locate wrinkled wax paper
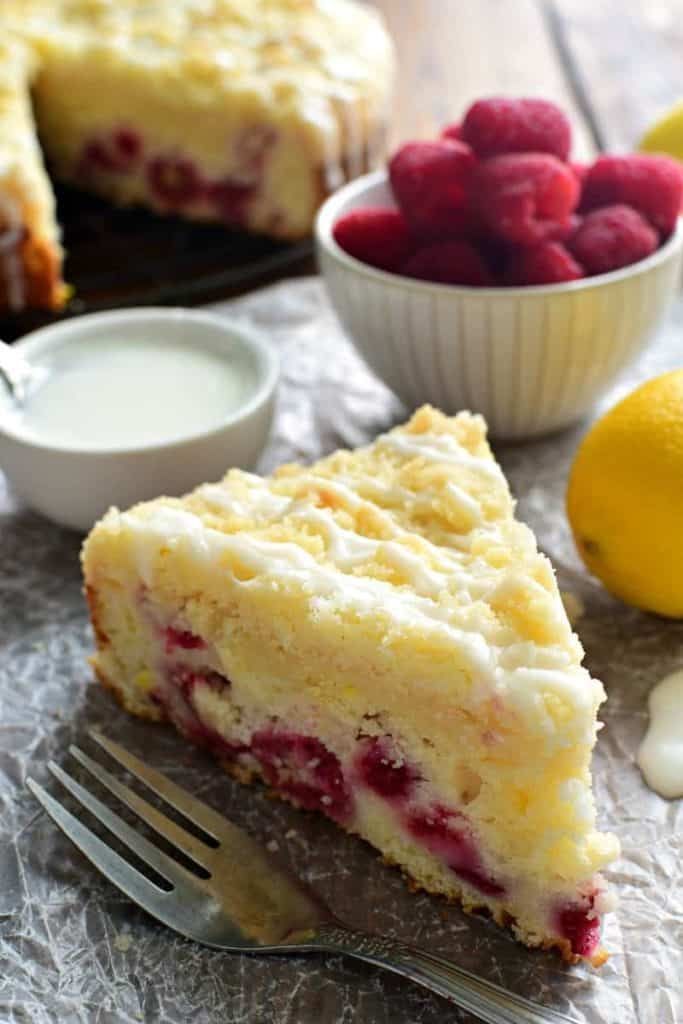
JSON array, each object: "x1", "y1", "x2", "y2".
[{"x1": 1, "y1": 277, "x2": 681, "y2": 1024}]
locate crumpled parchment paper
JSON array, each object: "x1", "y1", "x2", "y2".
[{"x1": 1, "y1": 277, "x2": 681, "y2": 1024}]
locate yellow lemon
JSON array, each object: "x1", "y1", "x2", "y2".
[
  {"x1": 640, "y1": 101, "x2": 683, "y2": 160},
  {"x1": 567, "y1": 370, "x2": 683, "y2": 617}
]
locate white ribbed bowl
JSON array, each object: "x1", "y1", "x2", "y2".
[{"x1": 316, "y1": 170, "x2": 683, "y2": 440}]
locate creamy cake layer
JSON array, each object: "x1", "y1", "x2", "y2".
[{"x1": 82, "y1": 407, "x2": 619, "y2": 963}]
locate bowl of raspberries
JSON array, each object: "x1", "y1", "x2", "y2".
[{"x1": 316, "y1": 96, "x2": 683, "y2": 440}]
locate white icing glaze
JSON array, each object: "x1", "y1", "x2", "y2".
[
  {"x1": 107, "y1": 414, "x2": 603, "y2": 737},
  {"x1": 445, "y1": 481, "x2": 484, "y2": 525},
  {"x1": 284, "y1": 492, "x2": 492, "y2": 598},
  {"x1": 116, "y1": 496, "x2": 601, "y2": 737},
  {"x1": 637, "y1": 669, "x2": 683, "y2": 799},
  {"x1": 378, "y1": 432, "x2": 505, "y2": 482},
  {"x1": 500, "y1": 666, "x2": 596, "y2": 720},
  {"x1": 121, "y1": 506, "x2": 213, "y2": 584},
  {"x1": 15, "y1": 336, "x2": 257, "y2": 448},
  {"x1": 290, "y1": 501, "x2": 473, "y2": 597},
  {"x1": 289, "y1": 503, "x2": 379, "y2": 565},
  {"x1": 284, "y1": 474, "x2": 472, "y2": 556},
  {"x1": 490, "y1": 571, "x2": 570, "y2": 636},
  {"x1": 198, "y1": 482, "x2": 291, "y2": 520}
]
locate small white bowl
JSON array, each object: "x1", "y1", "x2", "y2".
[
  {"x1": 0, "y1": 307, "x2": 278, "y2": 531},
  {"x1": 316, "y1": 170, "x2": 683, "y2": 440}
]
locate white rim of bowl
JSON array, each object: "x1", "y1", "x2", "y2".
[
  {"x1": 0, "y1": 306, "x2": 279, "y2": 456},
  {"x1": 316, "y1": 168, "x2": 683, "y2": 296}
]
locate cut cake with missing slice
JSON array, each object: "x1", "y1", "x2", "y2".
[
  {"x1": 82, "y1": 406, "x2": 619, "y2": 964},
  {"x1": 0, "y1": 0, "x2": 394, "y2": 310},
  {"x1": 0, "y1": 39, "x2": 65, "y2": 311}
]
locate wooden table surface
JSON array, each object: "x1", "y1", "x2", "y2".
[{"x1": 371, "y1": 0, "x2": 681, "y2": 159}]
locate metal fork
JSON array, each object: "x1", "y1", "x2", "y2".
[{"x1": 28, "y1": 729, "x2": 580, "y2": 1024}]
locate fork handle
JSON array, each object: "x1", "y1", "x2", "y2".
[{"x1": 311, "y1": 923, "x2": 577, "y2": 1024}]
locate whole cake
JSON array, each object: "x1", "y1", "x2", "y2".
[
  {"x1": 82, "y1": 406, "x2": 619, "y2": 964},
  {"x1": 0, "y1": 0, "x2": 394, "y2": 310}
]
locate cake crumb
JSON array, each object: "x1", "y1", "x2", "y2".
[
  {"x1": 114, "y1": 932, "x2": 133, "y2": 952},
  {"x1": 561, "y1": 590, "x2": 585, "y2": 625},
  {"x1": 266, "y1": 839, "x2": 279, "y2": 853}
]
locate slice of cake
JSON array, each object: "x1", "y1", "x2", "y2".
[
  {"x1": 0, "y1": 39, "x2": 65, "y2": 310},
  {"x1": 0, "y1": 0, "x2": 394, "y2": 309},
  {"x1": 82, "y1": 406, "x2": 619, "y2": 964}
]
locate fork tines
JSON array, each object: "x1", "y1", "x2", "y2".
[{"x1": 27, "y1": 729, "x2": 227, "y2": 925}]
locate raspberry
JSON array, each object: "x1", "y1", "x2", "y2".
[
  {"x1": 79, "y1": 128, "x2": 142, "y2": 174},
  {"x1": 440, "y1": 121, "x2": 462, "y2": 142},
  {"x1": 461, "y1": 98, "x2": 571, "y2": 160},
  {"x1": 475, "y1": 237, "x2": 507, "y2": 276},
  {"x1": 581, "y1": 154, "x2": 683, "y2": 236},
  {"x1": 506, "y1": 241, "x2": 583, "y2": 285},
  {"x1": 333, "y1": 207, "x2": 411, "y2": 271},
  {"x1": 472, "y1": 153, "x2": 579, "y2": 245},
  {"x1": 406, "y1": 804, "x2": 505, "y2": 897},
  {"x1": 389, "y1": 139, "x2": 476, "y2": 236},
  {"x1": 147, "y1": 156, "x2": 204, "y2": 207},
  {"x1": 355, "y1": 737, "x2": 419, "y2": 801},
  {"x1": 164, "y1": 626, "x2": 206, "y2": 653},
  {"x1": 570, "y1": 161, "x2": 588, "y2": 187},
  {"x1": 551, "y1": 213, "x2": 581, "y2": 242},
  {"x1": 162, "y1": 667, "x2": 241, "y2": 757},
  {"x1": 113, "y1": 129, "x2": 143, "y2": 165},
  {"x1": 401, "y1": 239, "x2": 493, "y2": 286},
  {"x1": 169, "y1": 666, "x2": 202, "y2": 703},
  {"x1": 208, "y1": 180, "x2": 254, "y2": 227},
  {"x1": 556, "y1": 901, "x2": 601, "y2": 958},
  {"x1": 568, "y1": 204, "x2": 658, "y2": 275},
  {"x1": 250, "y1": 730, "x2": 352, "y2": 822}
]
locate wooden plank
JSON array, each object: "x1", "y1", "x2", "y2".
[
  {"x1": 551, "y1": 0, "x2": 683, "y2": 151},
  {"x1": 368, "y1": 0, "x2": 597, "y2": 158}
]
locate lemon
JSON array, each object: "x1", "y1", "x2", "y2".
[
  {"x1": 567, "y1": 371, "x2": 683, "y2": 617},
  {"x1": 640, "y1": 101, "x2": 683, "y2": 160}
]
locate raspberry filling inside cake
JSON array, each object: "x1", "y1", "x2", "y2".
[
  {"x1": 74, "y1": 126, "x2": 267, "y2": 229},
  {"x1": 82, "y1": 407, "x2": 619, "y2": 964},
  {"x1": 128, "y1": 599, "x2": 609, "y2": 961}
]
